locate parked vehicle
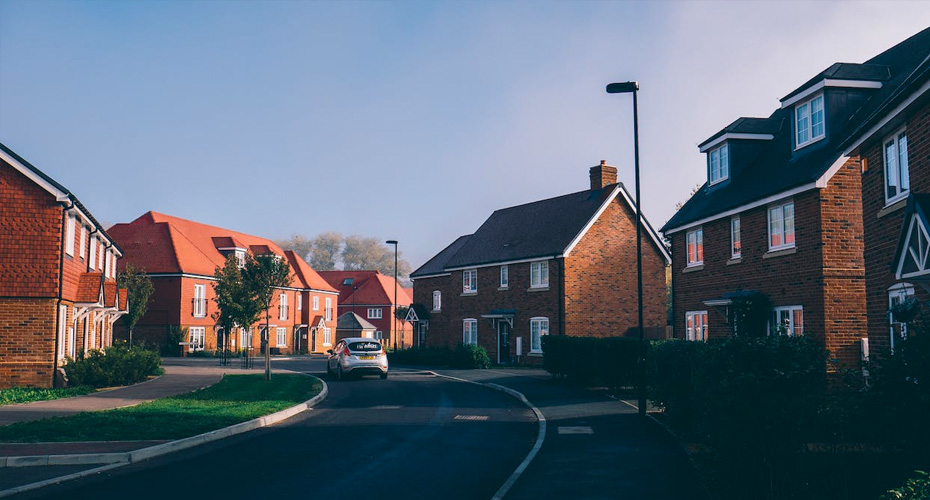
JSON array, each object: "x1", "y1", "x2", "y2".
[{"x1": 326, "y1": 338, "x2": 389, "y2": 380}]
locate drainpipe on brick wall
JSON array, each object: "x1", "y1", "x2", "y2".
[
  {"x1": 557, "y1": 258, "x2": 564, "y2": 337},
  {"x1": 53, "y1": 201, "x2": 73, "y2": 387}
]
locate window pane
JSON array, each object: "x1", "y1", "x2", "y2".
[
  {"x1": 899, "y1": 133, "x2": 909, "y2": 192},
  {"x1": 540, "y1": 263, "x2": 549, "y2": 285},
  {"x1": 811, "y1": 96, "x2": 824, "y2": 138},
  {"x1": 710, "y1": 149, "x2": 719, "y2": 181},
  {"x1": 886, "y1": 140, "x2": 899, "y2": 199},
  {"x1": 784, "y1": 204, "x2": 795, "y2": 245},
  {"x1": 796, "y1": 103, "x2": 810, "y2": 144},
  {"x1": 719, "y1": 144, "x2": 729, "y2": 179},
  {"x1": 696, "y1": 230, "x2": 703, "y2": 262},
  {"x1": 793, "y1": 309, "x2": 803, "y2": 336},
  {"x1": 770, "y1": 207, "x2": 783, "y2": 247}
]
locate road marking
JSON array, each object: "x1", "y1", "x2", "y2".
[
  {"x1": 369, "y1": 405, "x2": 402, "y2": 410},
  {"x1": 558, "y1": 426, "x2": 594, "y2": 435},
  {"x1": 454, "y1": 415, "x2": 490, "y2": 421}
]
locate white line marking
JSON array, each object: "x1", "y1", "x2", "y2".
[
  {"x1": 558, "y1": 426, "x2": 594, "y2": 435},
  {"x1": 369, "y1": 405, "x2": 402, "y2": 410},
  {"x1": 454, "y1": 415, "x2": 490, "y2": 421}
]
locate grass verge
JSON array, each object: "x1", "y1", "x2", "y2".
[
  {"x1": 0, "y1": 386, "x2": 96, "y2": 406},
  {"x1": 0, "y1": 374, "x2": 322, "y2": 443}
]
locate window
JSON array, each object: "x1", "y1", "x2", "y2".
[
  {"x1": 795, "y1": 94, "x2": 825, "y2": 148},
  {"x1": 463, "y1": 319, "x2": 478, "y2": 346},
  {"x1": 708, "y1": 143, "x2": 729, "y2": 184},
  {"x1": 768, "y1": 201, "x2": 795, "y2": 250},
  {"x1": 433, "y1": 290, "x2": 442, "y2": 311},
  {"x1": 686, "y1": 228, "x2": 704, "y2": 266},
  {"x1": 193, "y1": 284, "x2": 206, "y2": 317},
  {"x1": 88, "y1": 236, "x2": 97, "y2": 270},
  {"x1": 771, "y1": 306, "x2": 803, "y2": 336},
  {"x1": 297, "y1": 294, "x2": 302, "y2": 311},
  {"x1": 500, "y1": 265, "x2": 509, "y2": 288},
  {"x1": 279, "y1": 293, "x2": 288, "y2": 320},
  {"x1": 312, "y1": 296, "x2": 319, "y2": 311},
  {"x1": 374, "y1": 331, "x2": 383, "y2": 340},
  {"x1": 79, "y1": 225, "x2": 86, "y2": 259},
  {"x1": 888, "y1": 283, "x2": 915, "y2": 352},
  {"x1": 884, "y1": 129, "x2": 909, "y2": 204},
  {"x1": 685, "y1": 311, "x2": 709, "y2": 341},
  {"x1": 530, "y1": 261, "x2": 549, "y2": 288},
  {"x1": 276, "y1": 327, "x2": 287, "y2": 347},
  {"x1": 730, "y1": 217, "x2": 741, "y2": 259},
  {"x1": 234, "y1": 250, "x2": 246, "y2": 268},
  {"x1": 322, "y1": 327, "x2": 332, "y2": 345},
  {"x1": 463, "y1": 269, "x2": 477, "y2": 293},
  {"x1": 104, "y1": 249, "x2": 111, "y2": 278},
  {"x1": 189, "y1": 327, "x2": 205, "y2": 351},
  {"x1": 342, "y1": 278, "x2": 354, "y2": 286},
  {"x1": 368, "y1": 307, "x2": 383, "y2": 319},
  {"x1": 325, "y1": 297, "x2": 332, "y2": 321},
  {"x1": 65, "y1": 214, "x2": 75, "y2": 256},
  {"x1": 57, "y1": 305, "x2": 67, "y2": 360},
  {"x1": 98, "y1": 241, "x2": 104, "y2": 270},
  {"x1": 530, "y1": 317, "x2": 549, "y2": 353}
]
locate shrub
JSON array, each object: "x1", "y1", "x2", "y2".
[
  {"x1": 452, "y1": 344, "x2": 491, "y2": 369},
  {"x1": 882, "y1": 471, "x2": 930, "y2": 500},
  {"x1": 542, "y1": 335, "x2": 640, "y2": 389},
  {"x1": 64, "y1": 345, "x2": 161, "y2": 388},
  {"x1": 160, "y1": 326, "x2": 185, "y2": 357}
]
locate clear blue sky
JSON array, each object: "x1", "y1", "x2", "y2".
[{"x1": 2, "y1": 1, "x2": 928, "y2": 268}]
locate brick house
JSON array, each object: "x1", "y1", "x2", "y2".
[
  {"x1": 318, "y1": 270, "x2": 413, "y2": 349},
  {"x1": 334, "y1": 312, "x2": 377, "y2": 343},
  {"x1": 0, "y1": 142, "x2": 127, "y2": 388},
  {"x1": 661, "y1": 27, "x2": 930, "y2": 370},
  {"x1": 108, "y1": 212, "x2": 339, "y2": 355},
  {"x1": 410, "y1": 163, "x2": 670, "y2": 364}
]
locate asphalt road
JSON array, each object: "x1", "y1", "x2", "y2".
[{"x1": 20, "y1": 358, "x2": 537, "y2": 500}]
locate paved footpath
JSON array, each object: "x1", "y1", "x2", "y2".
[{"x1": 432, "y1": 367, "x2": 710, "y2": 500}]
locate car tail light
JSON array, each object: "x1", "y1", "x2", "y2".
[{"x1": 343, "y1": 350, "x2": 353, "y2": 358}]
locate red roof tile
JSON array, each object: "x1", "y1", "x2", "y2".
[
  {"x1": 284, "y1": 251, "x2": 337, "y2": 293},
  {"x1": 103, "y1": 280, "x2": 118, "y2": 308},
  {"x1": 76, "y1": 273, "x2": 103, "y2": 304},
  {"x1": 318, "y1": 271, "x2": 412, "y2": 307}
]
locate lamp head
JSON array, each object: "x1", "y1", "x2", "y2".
[
  {"x1": 386, "y1": 240, "x2": 398, "y2": 245},
  {"x1": 606, "y1": 81, "x2": 639, "y2": 94}
]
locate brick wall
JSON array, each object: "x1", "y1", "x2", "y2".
[
  {"x1": 0, "y1": 298, "x2": 57, "y2": 388},
  {"x1": 564, "y1": 197, "x2": 668, "y2": 338}
]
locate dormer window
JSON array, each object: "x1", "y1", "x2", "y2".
[
  {"x1": 234, "y1": 250, "x2": 246, "y2": 268},
  {"x1": 795, "y1": 94, "x2": 825, "y2": 148},
  {"x1": 708, "y1": 143, "x2": 729, "y2": 185}
]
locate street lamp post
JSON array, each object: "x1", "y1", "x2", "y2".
[
  {"x1": 386, "y1": 240, "x2": 399, "y2": 351},
  {"x1": 606, "y1": 81, "x2": 646, "y2": 417}
]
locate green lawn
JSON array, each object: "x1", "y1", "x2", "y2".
[
  {"x1": 0, "y1": 386, "x2": 96, "y2": 406},
  {"x1": 0, "y1": 374, "x2": 322, "y2": 443}
]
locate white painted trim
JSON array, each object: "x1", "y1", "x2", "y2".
[
  {"x1": 409, "y1": 272, "x2": 452, "y2": 280},
  {"x1": 0, "y1": 148, "x2": 68, "y2": 201},
  {"x1": 780, "y1": 79, "x2": 883, "y2": 108},
  {"x1": 445, "y1": 256, "x2": 560, "y2": 273},
  {"x1": 562, "y1": 185, "x2": 622, "y2": 258},
  {"x1": 699, "y1": 133, "x2": 775, "y2": 153},
  {"x1": 844, "y1": 79, "x2": 930, "y2": 155}
]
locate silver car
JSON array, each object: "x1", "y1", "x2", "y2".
[{"x1": 326, "y1": 338, "x2": 389, "y2": 380}]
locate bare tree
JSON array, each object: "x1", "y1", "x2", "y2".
[
  {"x1": 274, "y1": 234, "x2": 313, "y2": 261},
  {"x1": 310, "y1": 232, "x2": 343, "y2": 271},
  {"x1": 342, "y1": 235, "x2": 412, "y2": 278}
]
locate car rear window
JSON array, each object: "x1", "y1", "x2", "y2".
[{"x1": 348, "y1": 341, "x2": 382, "y2": 352}]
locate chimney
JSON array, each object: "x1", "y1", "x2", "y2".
[{"x1": 590, "y1": 160, "x2": 618, "y2": 190}]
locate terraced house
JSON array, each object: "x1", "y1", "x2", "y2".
[
  {"x1": 411, "y1": 163, "x2": 670, "y2": 364},
  {"x1": 109, "y1": 212, "x2": 339, "y2": 355},
  {"x1": 662, "y1": 27, "x2": 930, "y2": 369},
  {"x1": 0, "y1": 142, "x2": 127, "y2": 388},
  {"x1": 318, "y1": 270, "x2": 413, "y2": 349}
]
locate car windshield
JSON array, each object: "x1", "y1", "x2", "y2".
[{"x1": 348, "y1": 341, "x2": 382, "y2": 352}]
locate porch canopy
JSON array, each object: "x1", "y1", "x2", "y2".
[
  {"x1": 481, "y1": 309, "x2": 515, "y2": 327},
  {"x1": 894, "y1": 193, "x2": 930, "y2": 282}
]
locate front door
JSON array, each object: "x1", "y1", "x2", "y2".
[
  {"x1": 311, "y1": 328, "x2": 317, "y2": 353},
  {"x1": 498, "y1": 321, "x2": 511, "y2": 364}
]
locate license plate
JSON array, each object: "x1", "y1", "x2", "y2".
[{"x1": 359, "y1": 356, "x2": 375, "y2": 360}]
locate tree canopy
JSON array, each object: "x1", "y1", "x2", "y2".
[
  {"x1": 276, "y1": 232, "x2": 412, "y2": 279},
  {"x1": 118, "y1": 263, "x2": 154, "y2": 345}
]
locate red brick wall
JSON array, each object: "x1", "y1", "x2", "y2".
[
  {"x1": 861, "y1": 93, "x2": 930, "y2": 359},
  {"x1": 338, "y1": 303, "x2": 413, "y2": 348},
  {"x1": 0, "y1": 298, "x2": 57, "y2": 388},
  {"x1": 564, "y1": 197, "x2": 668, "y2": 338}
]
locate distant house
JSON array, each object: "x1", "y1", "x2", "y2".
[
  {"x1": 661, "y1": 27, "x2": 930, "y2": 369},
  {"x1": 109, "y1": 212, "x2": 338, "y2": 355},
  {"x1": 335, "y1": 312, "x2": 377, "y2": 343},
  {"x1": 318, "y1": 270, "x2": 413, "y2": 349},
  {"x1": 0, "y1": 142, "x2": 127, "y2": 388},
  {"x1": 411, "y1": 162, "x2": 670, "y2": 364}
]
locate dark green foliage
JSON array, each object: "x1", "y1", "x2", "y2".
[
  {"x1": 882, "y1": 471, "x2": 930, "y2": 500},
  {"x1": 118, "y1": 263, "x2": 154, "y2": 345},
  {"x1": 453, "y1": 344, "x2": 491, "y2": 369},
  {"x1": 0, "y1": 386, "x2": 95, "y2": 405},
  {"x1": 161, "y1": 326, "x2": 185, "y2": 357},
  {"x1": 728, "y1": 291, "x2": 771, "y2": 337},
  {"x1": 63, "y1": 345, "x2": 162, "y2": 388},
  {"x1": 542, "y1": 335, "x2": 640, "y2": 389}
]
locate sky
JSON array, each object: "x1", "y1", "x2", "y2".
[{"x1": 1, "y1": 1, "x2": 929, "y2": 269}]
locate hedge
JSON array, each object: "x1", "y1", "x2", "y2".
[
  {"x1": 387, "y1": 344, "x2": 491, "y2": 369},
  {"x1": 64, "y1": 345, "x2": 162, "y2": 388},
  {"x1": 541, "y1": 335, "x2": 640, "y2": 388}
]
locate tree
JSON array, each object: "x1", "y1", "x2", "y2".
[
  {"x1": 242, "y1": 254, "x2": 292, "y2": 380},
  {"x1": 342, "y1": 235, "x2": 412, "y2": 278},
  {"x1": 118, "y1": 264, "x2": 154, "y2": 346},
  {"x1": 309, "y1": 232, "x2": 342, "y2": 271},
  {"x1": 212, "y1": 255, "x2": 261, "y2": 365},
  {"x1": 274, "y1": 234, "x2": 313, "y2": 262}
]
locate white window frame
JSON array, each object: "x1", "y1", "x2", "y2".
[
  {"x1": 322, "y1": 327, "x2": 332, "y2": 346},
  {"x1": 65, "y1": 214, "x2": 75, "y2": 256},
  {"x1": 500, "y1": 265, "x2": 509, "y2": 288},
  {"x1": 235, "y1": 250, "x2": 246, "y2": 268},
  {"x1": 279, "y1": 293, "x2": 288, "y2": 320},
  {"x1": 374, "y1": 330, "x2": 383, "y2": 340},
  {"x1": 463, "y1": 269, "x2": 477, "y2": 293},
  {"x1": 88, "y1": 235, "x2": 97, "y2": 270},
  {"x1": 193, "y1": 284, "x2": 206, "y2": 318},
  {"x1": 795, "y1": 93, "x2": 825, "y2": 149},
  {"x1": 297, "y1": 294, "x2": 302, "y2": 311},
  {"x1": 276, "y1": 327, "x2": 287, "y2": 347},
  {"x1": 530, "y1": 261, "x2": 549, "y2": 288},
  {"x1": 686, "y1": 228, "x2": 703, "y2": 267},
  {"x1": 189, "y1": 327, "x2": 205, "y2": 351},
  {"x1": 888, "y1": 283, "x2": 916, "y2": 352},
  {"x1": 462, "y1": 319, "x2": 478, "y2": 346},
  {"x1": 98, "y1": 241, "x2": 104, "y2": 270},
  {"x1": 368, "y1": 307, "x2": 383, "y2": 319},
  {"x1": 104, "y1": 248, "x2": 111, "y2": 278},
  {"x1": 730, "y1": 217, "x2": 741, "y2": 259},
  {"x1": 79, "y1": 225, "x2": 86, "y2": 259},
  {"x1": 685, "y1": 311, "x2": 708, "y2": 341},
  {"x1": 57, "y1": 305, "x2": 68, "y2": 360},
  {"x1": 768, "y1": 201, "x2": 796, "y2": 251},
  {"x1": 883, "y1": 127, "x2": 910, "y2": 205},
  {"x1": 325, "y1": 297, "x2": 332, "y2": 321},
  {"x1": 529, "y1": 317, "x2": 549, "y2": 354},
  {"x1": 708, "y1": 143, "x2": 729, "y2": 185},
  {"x1": 770, "y1": 306, "x2": 803, "y2": 336},
  {"x1": 432, "y1": 290, "x2": 441, "y2": 311},
  {"x1": 312, "y1": 295, "x2": 319, "y2": 311}
]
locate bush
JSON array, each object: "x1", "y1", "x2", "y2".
[
  {"x1": 452, "y1": 343, "x2": 491, "y2": 369},
  {"x1": 882, "y1": 471, "x2": 930, "y2": 500},
  {"x1": 542, "y1": 335, "x2": 640, "y2": 389},
  {"x1": 64, "y1": 345, "x2": 162, "y2": 388}
]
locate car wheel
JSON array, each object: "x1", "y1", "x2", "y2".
[{"x1": 380, "y1": 372, "x2": 388, "y2": 380}]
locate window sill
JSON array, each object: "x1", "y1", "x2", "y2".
[
  {"x1": 727, "y1": 257, "x2": 741, "y2": 265},
  {"x1": 682, "y1": 264, "x2": 704, "y2": 273},
  {"x1": 498, "y1": 286, "x2": 509, "y2": 291},
  {"x1": 763, "y1": 247, "x2": 797, "y2": 259},
  {"x1": 432, "y1": 310, "x2": 441, "y2": 314},
  {"x1": 527, "y1": 351, "x2": 543, "y2": 357},
  {"x1": 527, "y1": 287, "x2": 550, "y2": 292},
  {"x1": 461, "y1": 292, "x2": 477, "y2": 297},
  {"x1": 878, "y1": 197, "x2": 907, "y2": 218},
  {"x1": 794, "y1": 134, "x2": 825, "y2": 151}
]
